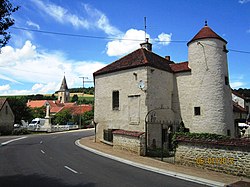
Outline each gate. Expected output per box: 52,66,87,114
144,107,181,163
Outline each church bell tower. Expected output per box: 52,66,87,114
58,76,70,103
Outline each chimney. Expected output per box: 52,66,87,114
165,56,170,61
140,38,152,51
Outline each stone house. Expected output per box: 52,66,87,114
232,90,249,123
93,23,236,155
0,98,14,134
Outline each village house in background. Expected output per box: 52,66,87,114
93,22,240,155
0,98,15,134
27,76,92,122
232,90,250,121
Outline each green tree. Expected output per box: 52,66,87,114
82,109,94,127
0,0,19,49
8,97,33,123
53,109,72,125
71,94,78,102
30,106,46,119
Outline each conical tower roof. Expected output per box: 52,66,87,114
187,22,227,46
59,76,69,91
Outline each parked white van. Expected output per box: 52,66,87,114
29,118,45,127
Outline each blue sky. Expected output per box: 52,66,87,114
0,0,249,95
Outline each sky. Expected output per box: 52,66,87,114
0,0,249,95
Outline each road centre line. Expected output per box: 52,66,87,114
1,136,27,146
64,166,78,174
41,150,45,154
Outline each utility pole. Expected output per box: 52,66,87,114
79,76,93,96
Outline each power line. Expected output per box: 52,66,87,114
9,26,250,54
200,42,250,54
12,26,144,42
11,26,187,43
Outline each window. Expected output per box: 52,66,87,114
194,107,201,116
225,76,229,85
5,105,8,115
112,91,119,110
227,130,231,137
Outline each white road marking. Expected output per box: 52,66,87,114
1,136,27,146
41,150,45,154
64,166,78,174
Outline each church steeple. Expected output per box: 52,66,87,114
59,76,69,91
58,76,70,103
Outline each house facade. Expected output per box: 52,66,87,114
94,23,236,154
0,98,14,134
232,90,249,122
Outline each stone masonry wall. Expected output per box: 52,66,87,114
175,142,250,177
113,132,145,156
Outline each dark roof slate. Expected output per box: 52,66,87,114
233,101,248,113
59,76,69,91
187,25,227,46
93,48,173,76
170,61,191,73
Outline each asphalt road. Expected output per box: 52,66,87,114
0,130,207,187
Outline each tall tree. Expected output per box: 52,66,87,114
0,0,19,49
8,97,33,123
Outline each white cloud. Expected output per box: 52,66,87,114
31,0,121,36
84,4,121,36
231,81,246,89
154,33,172,46
106,29,172,57
26,21,40,30
106,29,146,56
239,0,250,4
230,74,247,89
32,83,44,91
0,41,106,95
0,84,10,91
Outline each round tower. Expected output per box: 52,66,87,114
187,22,235,137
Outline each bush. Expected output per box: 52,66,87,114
12,128,31,135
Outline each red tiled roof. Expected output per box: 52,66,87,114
0,98,7,110
170,61,191,73
27,100,48,108
27,100,69,114
187,25,227,46
63,104,92,115
112,129,144,137
233,101,248,113
27,99,91,115
93,48,173,76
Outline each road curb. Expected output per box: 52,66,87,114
75,140,225,187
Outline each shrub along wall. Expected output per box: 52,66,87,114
175,134,250,178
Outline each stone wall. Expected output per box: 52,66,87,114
175,139,250,177
112,130,145,156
